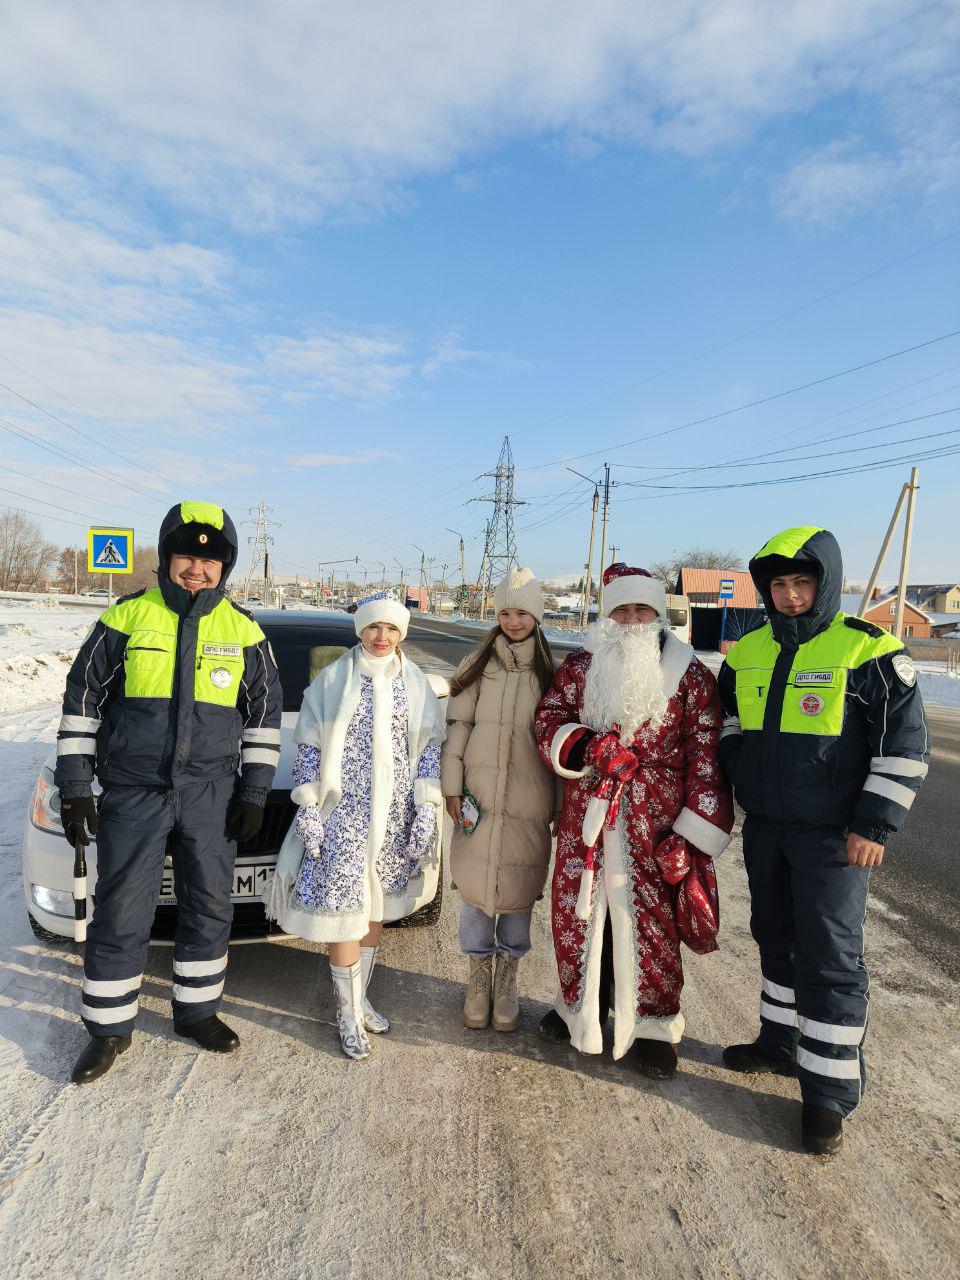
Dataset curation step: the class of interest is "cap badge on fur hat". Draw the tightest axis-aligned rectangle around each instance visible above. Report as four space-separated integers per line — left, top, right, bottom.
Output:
199 533 208 544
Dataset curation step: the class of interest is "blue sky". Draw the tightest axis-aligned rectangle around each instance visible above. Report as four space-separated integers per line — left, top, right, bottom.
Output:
1 1 958 589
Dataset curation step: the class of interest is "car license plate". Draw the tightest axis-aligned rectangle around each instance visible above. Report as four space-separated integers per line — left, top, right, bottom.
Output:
158 864 274 905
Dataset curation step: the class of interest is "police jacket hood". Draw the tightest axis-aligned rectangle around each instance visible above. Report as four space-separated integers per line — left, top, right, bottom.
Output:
749 525 842 648
158 501 239 618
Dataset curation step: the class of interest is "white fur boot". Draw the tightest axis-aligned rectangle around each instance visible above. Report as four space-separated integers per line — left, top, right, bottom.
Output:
330 961 372 1060
359 945 390 1033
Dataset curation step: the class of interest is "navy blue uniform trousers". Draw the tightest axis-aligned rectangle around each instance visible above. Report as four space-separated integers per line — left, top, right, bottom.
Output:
80 777 237 1037
743 816 870 1117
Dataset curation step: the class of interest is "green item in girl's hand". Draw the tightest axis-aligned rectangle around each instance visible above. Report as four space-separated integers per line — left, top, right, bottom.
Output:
460 791 481 834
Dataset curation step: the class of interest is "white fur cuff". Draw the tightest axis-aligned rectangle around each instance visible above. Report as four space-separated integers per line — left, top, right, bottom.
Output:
673 806 731 857
291 782 325 806
414 777 442 807
550 723 590 779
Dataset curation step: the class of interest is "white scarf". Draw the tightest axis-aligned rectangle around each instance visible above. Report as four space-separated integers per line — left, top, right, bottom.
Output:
264 644 446 919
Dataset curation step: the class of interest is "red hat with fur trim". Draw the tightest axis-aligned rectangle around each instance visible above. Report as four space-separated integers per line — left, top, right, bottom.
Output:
602 562 667 620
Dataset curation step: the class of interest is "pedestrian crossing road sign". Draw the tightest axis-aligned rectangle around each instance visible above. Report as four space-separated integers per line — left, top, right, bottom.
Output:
87 528 134 574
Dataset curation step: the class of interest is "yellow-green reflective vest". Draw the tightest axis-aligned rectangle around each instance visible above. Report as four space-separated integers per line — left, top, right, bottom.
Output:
725 611 902 738
103 587 264 709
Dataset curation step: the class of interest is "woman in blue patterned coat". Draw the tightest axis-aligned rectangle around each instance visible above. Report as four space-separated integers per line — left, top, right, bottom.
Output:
265 593 445 1059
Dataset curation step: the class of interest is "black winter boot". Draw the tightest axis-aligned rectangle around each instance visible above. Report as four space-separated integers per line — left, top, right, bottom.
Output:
539 1009 571 1043
722 1040 796 1075
174 1014 240 1053
801 1104 843 1155
71 1035 131 1085
636 1039 678 1079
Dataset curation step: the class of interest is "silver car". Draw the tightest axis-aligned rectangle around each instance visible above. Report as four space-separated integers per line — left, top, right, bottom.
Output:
23 610 447 944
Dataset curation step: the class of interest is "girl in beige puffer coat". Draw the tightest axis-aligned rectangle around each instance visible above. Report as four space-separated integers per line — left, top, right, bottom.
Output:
441 568 556 1033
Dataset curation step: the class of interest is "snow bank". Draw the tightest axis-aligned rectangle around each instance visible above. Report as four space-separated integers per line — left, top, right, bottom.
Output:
0 606 99 716
918 669 960 708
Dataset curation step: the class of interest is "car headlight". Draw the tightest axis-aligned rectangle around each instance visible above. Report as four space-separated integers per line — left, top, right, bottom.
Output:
31 884 75 917
31 767 63 834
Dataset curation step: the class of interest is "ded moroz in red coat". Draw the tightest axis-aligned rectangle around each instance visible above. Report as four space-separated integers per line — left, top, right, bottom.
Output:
534 632 733 1059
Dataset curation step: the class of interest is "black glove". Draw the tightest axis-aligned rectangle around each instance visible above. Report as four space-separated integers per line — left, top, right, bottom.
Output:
226 798 265 844
60 794 99 846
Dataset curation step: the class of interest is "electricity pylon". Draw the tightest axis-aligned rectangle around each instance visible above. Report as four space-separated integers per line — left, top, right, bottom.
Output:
471 436 526 619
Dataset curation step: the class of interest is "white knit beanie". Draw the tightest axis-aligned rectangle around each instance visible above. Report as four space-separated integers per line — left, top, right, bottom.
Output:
353 591 410 639
493 567 544 622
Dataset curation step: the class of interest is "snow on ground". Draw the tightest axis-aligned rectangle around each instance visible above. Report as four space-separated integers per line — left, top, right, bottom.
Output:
0 606 99 717
1 632 959 1278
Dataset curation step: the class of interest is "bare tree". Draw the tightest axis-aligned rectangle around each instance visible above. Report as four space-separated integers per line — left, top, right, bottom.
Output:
0 511 58 591
649 546 744 592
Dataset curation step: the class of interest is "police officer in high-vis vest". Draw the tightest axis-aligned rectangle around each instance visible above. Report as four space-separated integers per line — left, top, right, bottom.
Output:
55 501 282 1084
717 526 928 1155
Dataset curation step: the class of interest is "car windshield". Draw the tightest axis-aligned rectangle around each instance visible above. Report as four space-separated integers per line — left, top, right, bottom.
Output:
262 623 357 711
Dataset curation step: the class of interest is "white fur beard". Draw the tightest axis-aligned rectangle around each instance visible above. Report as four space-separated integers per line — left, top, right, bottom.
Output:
582 618 669 741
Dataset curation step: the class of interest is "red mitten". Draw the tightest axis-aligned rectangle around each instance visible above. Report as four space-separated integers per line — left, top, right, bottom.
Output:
653 833 692 885
674 854 720 955
585 732 638 783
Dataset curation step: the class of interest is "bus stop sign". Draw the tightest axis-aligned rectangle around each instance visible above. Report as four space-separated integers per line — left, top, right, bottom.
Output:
88 528 134 575
719 578 735 600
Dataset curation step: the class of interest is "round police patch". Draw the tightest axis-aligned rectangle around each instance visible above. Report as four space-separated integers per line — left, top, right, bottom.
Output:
892 653 916 687
799 692 825 717
210 666 233 689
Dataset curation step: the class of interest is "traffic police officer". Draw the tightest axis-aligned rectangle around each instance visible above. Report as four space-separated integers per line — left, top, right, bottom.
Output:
55 501 282 1084
717 526 928 1154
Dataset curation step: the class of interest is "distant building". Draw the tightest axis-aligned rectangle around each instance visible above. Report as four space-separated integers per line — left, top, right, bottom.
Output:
903 583 960 615
840 590 931 639
675 567 759 609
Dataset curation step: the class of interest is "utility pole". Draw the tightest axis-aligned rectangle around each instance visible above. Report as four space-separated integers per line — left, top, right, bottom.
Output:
859 486 909 617
447 529 466 611
393 557 406 603
378 562 386 590
414 545 426 613
597 464 612 615
609 544 618 566
892 467 920 639
73 547 78 596
567 468 600 629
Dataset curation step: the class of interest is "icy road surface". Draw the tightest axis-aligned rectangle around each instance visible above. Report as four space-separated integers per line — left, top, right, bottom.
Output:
0 610 957 1279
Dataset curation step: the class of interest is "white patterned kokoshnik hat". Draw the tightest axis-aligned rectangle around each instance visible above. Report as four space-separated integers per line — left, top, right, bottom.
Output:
353 591 410 639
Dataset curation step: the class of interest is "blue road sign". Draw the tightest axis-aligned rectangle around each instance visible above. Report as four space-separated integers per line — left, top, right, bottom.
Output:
88 528 134 574
719 578 735 599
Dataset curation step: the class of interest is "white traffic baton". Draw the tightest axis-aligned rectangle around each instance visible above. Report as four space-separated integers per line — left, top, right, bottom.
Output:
73 836 88 944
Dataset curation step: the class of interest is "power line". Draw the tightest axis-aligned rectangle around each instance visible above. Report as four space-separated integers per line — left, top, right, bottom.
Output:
519 328 960 472
0 462 149 517
617 440 960 499
0 413 171 503
502 229 960 444
615 406 960 482
0 377 179 496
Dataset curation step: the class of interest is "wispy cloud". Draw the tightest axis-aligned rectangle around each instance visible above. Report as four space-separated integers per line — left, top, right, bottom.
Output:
0 2 954 229
261 329 412 407
282 449 404 468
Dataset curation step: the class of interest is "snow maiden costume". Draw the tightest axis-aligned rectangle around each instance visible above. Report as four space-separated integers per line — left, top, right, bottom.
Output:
265 593 445 1057
534 563 733 1077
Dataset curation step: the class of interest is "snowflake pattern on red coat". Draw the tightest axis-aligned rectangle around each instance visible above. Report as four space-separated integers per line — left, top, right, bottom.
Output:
534 649 733 1016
